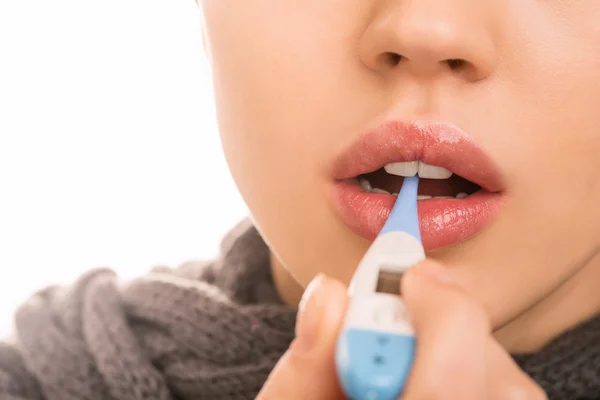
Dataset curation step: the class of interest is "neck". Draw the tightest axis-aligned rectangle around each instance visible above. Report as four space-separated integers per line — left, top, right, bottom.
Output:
494 249 600 353
271 249 600 354
270 252 304 308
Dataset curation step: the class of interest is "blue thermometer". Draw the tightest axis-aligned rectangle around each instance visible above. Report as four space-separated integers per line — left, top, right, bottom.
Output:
335 176 424 400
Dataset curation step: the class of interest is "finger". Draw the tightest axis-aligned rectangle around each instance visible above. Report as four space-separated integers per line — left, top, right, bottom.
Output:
256 274 349 400
486 338 548 400
400 260 489 400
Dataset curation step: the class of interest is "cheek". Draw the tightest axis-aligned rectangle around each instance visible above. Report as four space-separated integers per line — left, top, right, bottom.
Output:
478 2 600 251
450 7 600 325
201 0 372 285
505 14 600 242
204 5 324 198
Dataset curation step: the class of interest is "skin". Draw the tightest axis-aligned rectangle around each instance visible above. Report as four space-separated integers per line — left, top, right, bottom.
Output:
200 0 600 363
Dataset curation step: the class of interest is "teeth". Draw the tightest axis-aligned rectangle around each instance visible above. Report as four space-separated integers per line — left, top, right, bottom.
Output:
358 178 391 195
417 195 460 200
358 178 467 200
384 161 418 177
384 161 452 179
359 178 372 192
417 162 453 179
371 188 390 195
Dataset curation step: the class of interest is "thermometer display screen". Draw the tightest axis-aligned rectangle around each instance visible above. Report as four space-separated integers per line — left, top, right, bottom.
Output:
375 269 403 295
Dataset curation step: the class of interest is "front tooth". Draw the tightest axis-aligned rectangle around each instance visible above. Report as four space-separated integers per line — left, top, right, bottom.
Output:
359 178 372 192
384 161 419 177
456 192 468 199
371 188 390 195
433 196 454 199
417 162 453 179
417 195 432 200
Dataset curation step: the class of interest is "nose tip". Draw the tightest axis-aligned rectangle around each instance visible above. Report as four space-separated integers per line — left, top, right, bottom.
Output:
359 4 496 81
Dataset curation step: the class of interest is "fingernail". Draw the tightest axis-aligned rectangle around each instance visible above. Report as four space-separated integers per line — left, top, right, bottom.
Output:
295 274 329 353
417 261 454 284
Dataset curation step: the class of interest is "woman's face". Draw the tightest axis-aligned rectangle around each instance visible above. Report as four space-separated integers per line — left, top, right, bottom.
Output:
201 0 600 349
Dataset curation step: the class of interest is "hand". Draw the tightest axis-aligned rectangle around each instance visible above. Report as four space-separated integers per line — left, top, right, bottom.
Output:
399 261 547 400
256 261 548 400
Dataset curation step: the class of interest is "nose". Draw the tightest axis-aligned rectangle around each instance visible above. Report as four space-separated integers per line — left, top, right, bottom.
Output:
359 0 497 82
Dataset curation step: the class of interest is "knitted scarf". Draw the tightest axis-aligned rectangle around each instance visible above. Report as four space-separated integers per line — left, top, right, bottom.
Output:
0 219 598 400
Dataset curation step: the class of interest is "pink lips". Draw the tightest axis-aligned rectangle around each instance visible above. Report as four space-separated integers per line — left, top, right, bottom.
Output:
328 121 505 250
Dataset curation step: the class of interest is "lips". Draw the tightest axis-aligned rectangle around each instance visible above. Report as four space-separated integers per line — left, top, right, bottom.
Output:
328 121 505 250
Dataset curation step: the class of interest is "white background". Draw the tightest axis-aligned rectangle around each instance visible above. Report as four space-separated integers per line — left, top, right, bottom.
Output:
0 0 248 335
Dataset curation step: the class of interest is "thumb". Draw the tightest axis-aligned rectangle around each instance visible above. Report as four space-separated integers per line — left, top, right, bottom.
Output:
257 274 349 400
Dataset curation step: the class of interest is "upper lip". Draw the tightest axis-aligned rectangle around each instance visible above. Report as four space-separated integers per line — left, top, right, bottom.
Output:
330 120 505 193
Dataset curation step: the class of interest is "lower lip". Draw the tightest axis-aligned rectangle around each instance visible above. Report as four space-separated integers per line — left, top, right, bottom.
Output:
330 180 502 250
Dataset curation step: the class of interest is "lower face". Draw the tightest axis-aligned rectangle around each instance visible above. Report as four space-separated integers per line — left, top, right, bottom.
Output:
202 0 600 339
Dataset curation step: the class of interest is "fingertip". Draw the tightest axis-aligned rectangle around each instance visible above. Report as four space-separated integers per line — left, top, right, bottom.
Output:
295 275 348 356
319 277 349 330
326 277 349 300
416 259 454 283
401 260 460 328
401 259 451 293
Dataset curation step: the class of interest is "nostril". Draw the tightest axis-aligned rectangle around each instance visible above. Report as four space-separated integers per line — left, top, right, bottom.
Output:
446 58 466 70
379 54 466 71
382 52 403 67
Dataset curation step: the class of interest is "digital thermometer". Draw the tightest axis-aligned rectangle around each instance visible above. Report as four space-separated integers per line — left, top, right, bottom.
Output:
335 176 424 400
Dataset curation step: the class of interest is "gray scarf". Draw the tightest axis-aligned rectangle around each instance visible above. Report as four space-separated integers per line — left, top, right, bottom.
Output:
0 219 598 400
